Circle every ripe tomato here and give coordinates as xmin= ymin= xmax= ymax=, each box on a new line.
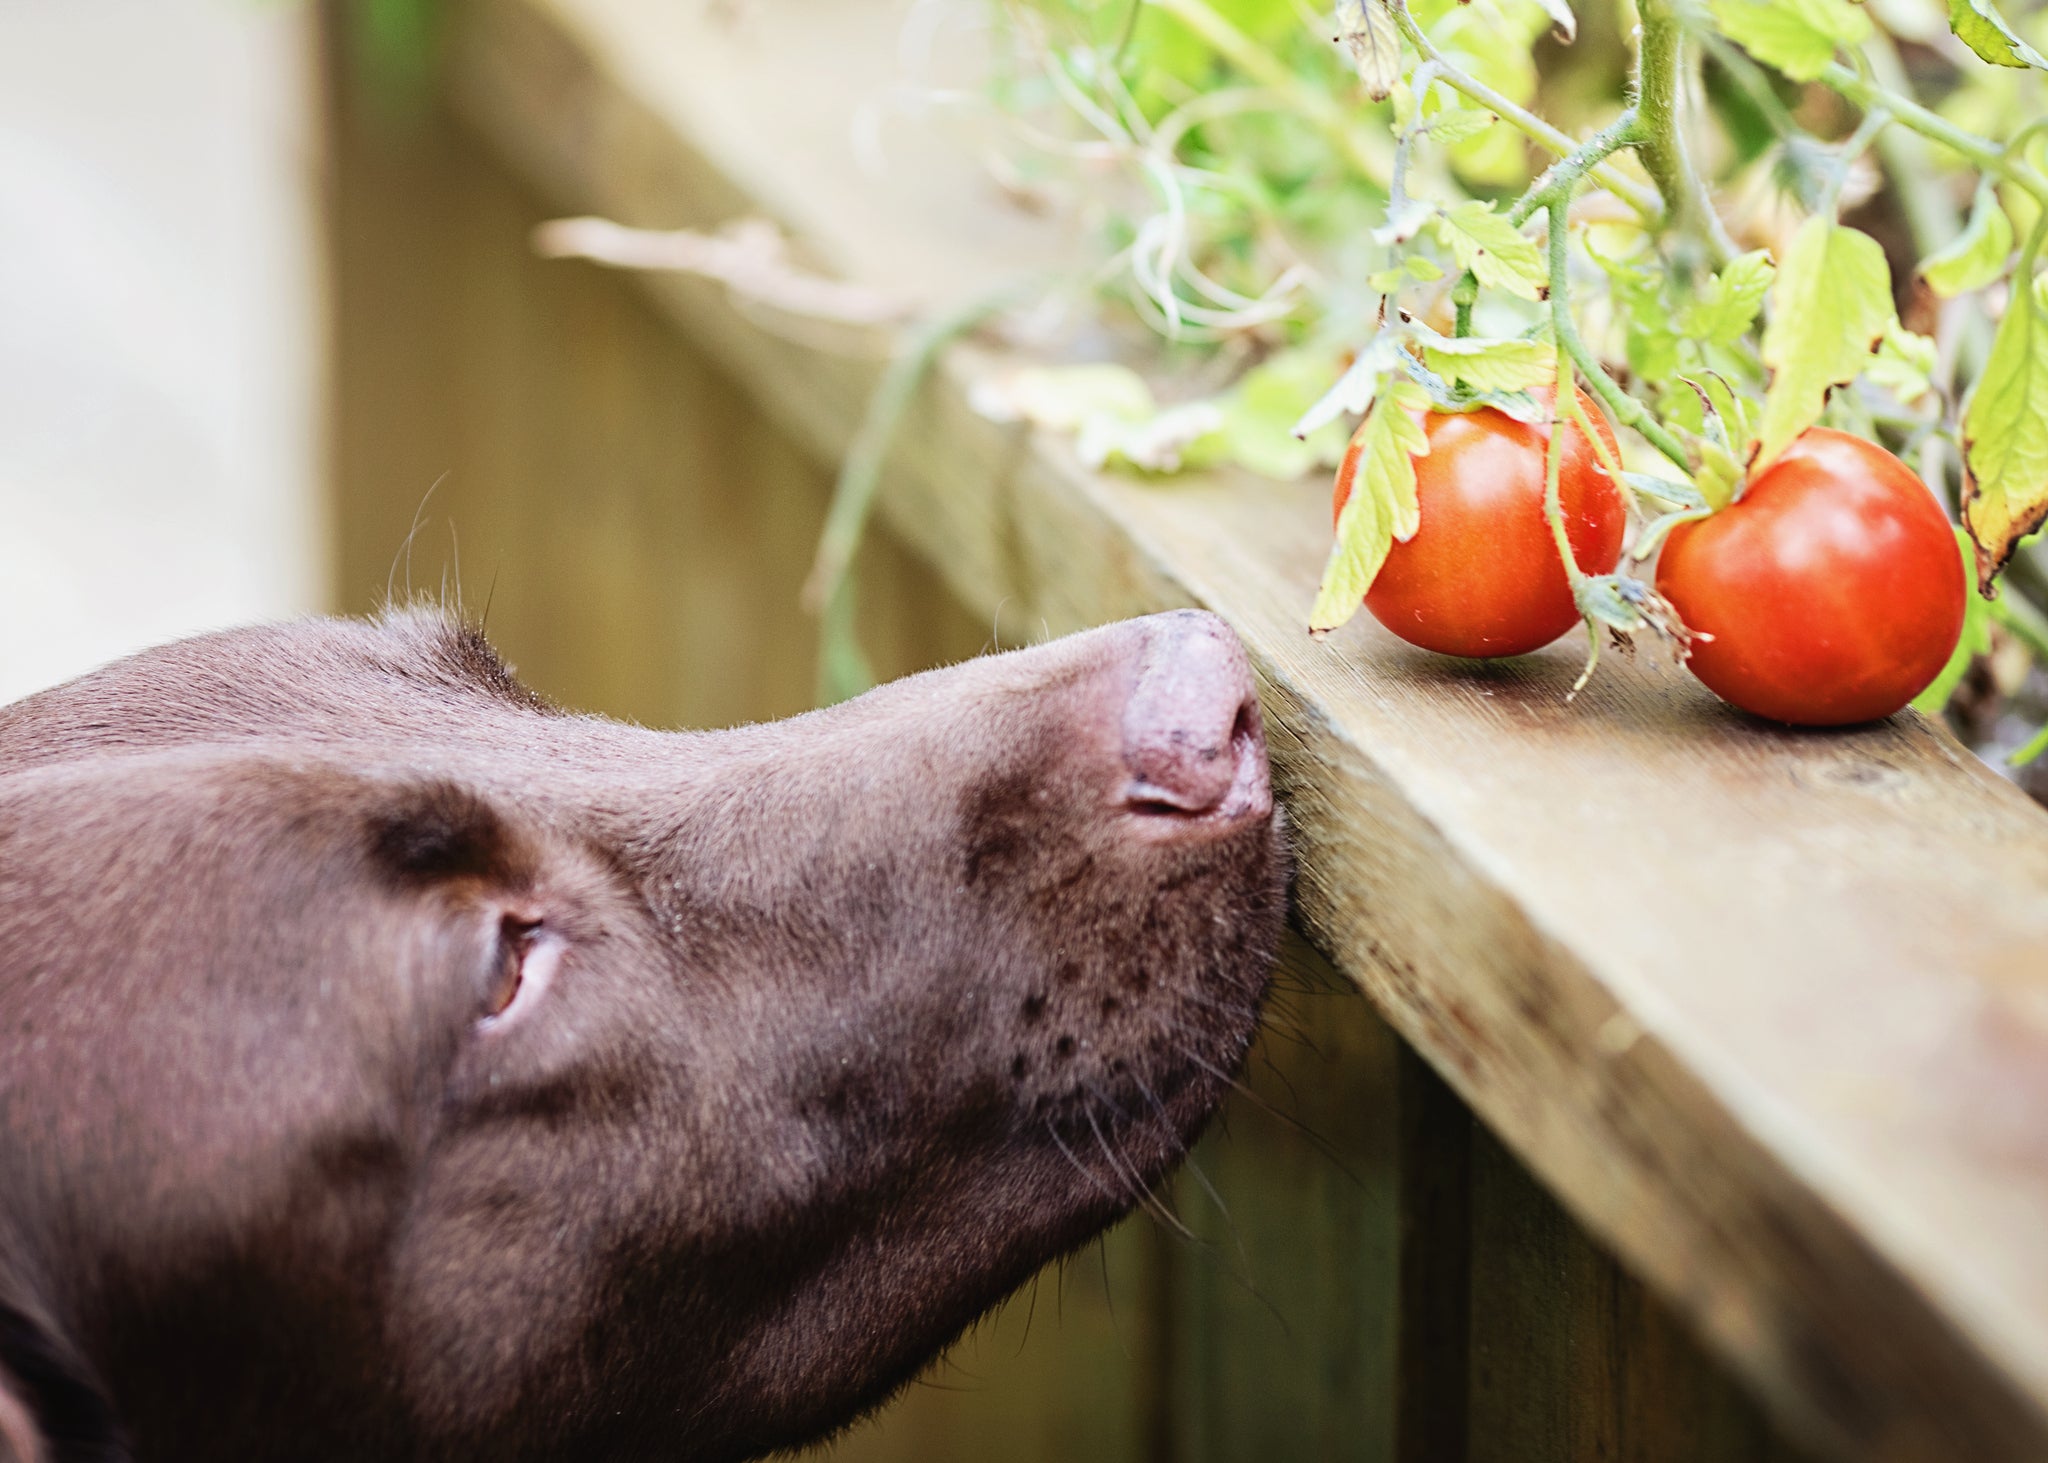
xmin=1332 ymin=391 xmax=1626 ymax=658
xmin=1656 ymin=428 xmax=1965 ymax=727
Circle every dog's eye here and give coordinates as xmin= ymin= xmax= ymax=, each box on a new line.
xmin=482 ymin=917 xmax=544 ymax=1023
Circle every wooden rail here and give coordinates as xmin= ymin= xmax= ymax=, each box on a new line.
xmin=396 ymin=2 xmax=2048 ymax=1456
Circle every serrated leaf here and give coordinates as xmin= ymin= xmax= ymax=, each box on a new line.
xmin=1414 ymin=331 xmax=1555 ymax=393
xmin=1754 ymin=219 xmax=1896 ymax=471
xmin=1963 ymin=273 xmax=2048 ymax=591
xmin=1922 ymin=182 xmax=2015 ymax=296
xmin=1949 ymin=0 xmax=2048 ymax=69
xmin=1405 ymin=255 xmax=1445 ymax=282
xmin=1437 ymin=201 xmax=1546 ymax=300
xmin=1679 ymin=249 xmax=1775 ymax=347
xmin=1424 ymin=107 xmax=1497 ymax=145
xmin=1710 ymin=0 xmax=1872 ymax=80
xmin=1310 ymin=378 xmax=1431 ymax=632
xmin=1913 ymin=530 xmax=1993 ymax=712
xmin=1335 ymin=0 xmax=1402 ymax=100
xmin=1293 ymin=335 xmax=1404 ymax=439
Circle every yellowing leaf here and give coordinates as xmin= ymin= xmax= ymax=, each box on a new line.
xmin=1437 ymin=201 xmax=1546 ymax=300
xmin=1921 ymin=182 xmax=2015 ymax=296
xmin=1335 ymin=0 xmax=1402 ymax=101
xmin=1711 ymin=0 xmax=1872 ymax=80
xmin=1949 ymin=0 xmax=2048 ymax=69
xmin=1310 ymin=378 xmax=1431 ymax=632
xmin=1416 ymin=333 xmax=1555 ymax=393
xmin=1679 ymin=249 xmax=1775 ymax=347
xmin=1963 ymin=273 xmax=2048 ymax=591
xmin=1754 ymin=219 xmax=1895 ymax=471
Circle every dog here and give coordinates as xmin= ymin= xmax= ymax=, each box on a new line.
xmin=0 ymin=607 xmax=1287 ymax=1462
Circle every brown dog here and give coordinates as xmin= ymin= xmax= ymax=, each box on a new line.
xmin=0 ymin=608 xmax=1287 ymax=1462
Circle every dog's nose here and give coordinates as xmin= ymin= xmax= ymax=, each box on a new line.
xmin=1120 ymin=611 xmax=1272 ymax=825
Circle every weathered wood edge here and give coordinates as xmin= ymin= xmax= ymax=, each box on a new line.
xmin=435 ymin=3 xmax=2048 ymax=1458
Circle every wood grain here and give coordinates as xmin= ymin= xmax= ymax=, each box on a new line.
xmin=426 ymin=1 xmax=2048 ymax=1456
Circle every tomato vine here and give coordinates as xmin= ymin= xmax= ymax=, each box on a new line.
xmin=967 ymin=0 xmax=2048 ymax=754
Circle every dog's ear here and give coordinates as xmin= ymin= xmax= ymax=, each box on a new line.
xmin=0 ymin=1303 xmax=127 ymax=1463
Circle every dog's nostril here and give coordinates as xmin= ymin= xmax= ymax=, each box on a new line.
xmin=1120 ymin=613 xmax=1270 ymax=822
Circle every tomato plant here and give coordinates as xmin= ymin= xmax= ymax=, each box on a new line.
xmin=1658 ymin=429 xmax=1968 ymax=725
xmin=1333 ymin=393 xmax=1624 ymax=657
xmin=965 ymin=0 xmax=2048 ymax=761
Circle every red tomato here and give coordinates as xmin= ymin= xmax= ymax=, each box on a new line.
xmin=1332 ymin=391 xmax=1626 ymax=658
xmin=1656 ymin=428 xmax=1965 ymax=726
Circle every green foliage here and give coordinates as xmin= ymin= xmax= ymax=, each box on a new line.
xmin=981 ymin=0 xmax=2048 ymax=737
xmin=1948 ymin=0 xmax=2048 ymax=71
xmin=1309 ymin=378 xmax=1430 ymax=632
xmin=1709 ymin=0 xmax=1871 ymax=81
xmin=1921 ymin=183 xmax=2016 ymax=297
xmin=1754 ymin=220 xmax=1895 ymax=471
xmin=1964 ymin=271 xmax=2048 ymax=591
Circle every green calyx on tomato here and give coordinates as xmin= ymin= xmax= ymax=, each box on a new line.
xmin=1656 ymin=428 xmax=1967 ymax=726
xmin=1332 ymin=389 xmax=1628 ymax=659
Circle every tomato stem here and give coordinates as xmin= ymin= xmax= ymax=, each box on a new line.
xmin=1543 ymin=337 xmax=1583 ymax=593
xmin=1389 ymin=0 xmax=1662 ymax=221
xmin=1634 ymin=0 xmax=1737 ymax=266
xmin=1819 ymin=61 xmax=2048 ymax=207
xmin=1543 ymin=199 xmax=1693 ymax=474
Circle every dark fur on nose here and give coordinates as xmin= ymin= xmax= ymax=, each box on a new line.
xmin=1121 ymin=610 xmax=1271 ymax=825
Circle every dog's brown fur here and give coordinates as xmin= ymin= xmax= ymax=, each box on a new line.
xmin=0 ymin=609 xmax=1287 ymax=1462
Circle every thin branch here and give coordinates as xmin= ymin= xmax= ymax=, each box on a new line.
xmin=1633 ymin=0 xmax=1737 ymax=265
xmin=1390 ymin=0 xmax=1664 ymax=221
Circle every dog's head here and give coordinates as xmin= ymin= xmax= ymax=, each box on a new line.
xmin=0 ymin=608 xmax=1287 ymax=1462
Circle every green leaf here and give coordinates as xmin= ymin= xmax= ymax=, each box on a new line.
xmin=1963 ymin=273 xmax=2048 ymax=591
xmin=1922 ymin=182 xmax=2016 ymax=296
xmin=1678 ymin=249 xmax=1775 ymax=348
xmin=1310 ymin=378 xmax=1431 ymax=632
xmin=1414 ymin=331 xmax=1555 ymax=393
xmin=1437 ymin=201 xmax=1547 ymax=300
xmin=1948 ymin=0 xmax=2048 ymax=69
xmin=1424 ymin=107 xmax=1497 ymax=145
xmin=1710 ymin=0 xmax=1872 ymax=80
xmin=1913 ymin=531 xmax=1993 ymax=713
xmin=1867 ymin=320 xmax=1939 ymax=405
xmin=1754 ymin=219 xmax=1896 ymax=471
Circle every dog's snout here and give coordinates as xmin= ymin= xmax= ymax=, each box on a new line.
xmin=1120 ymin=611 xmax=1271 ymax=826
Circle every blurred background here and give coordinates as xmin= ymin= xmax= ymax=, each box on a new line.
xmin=0 ymin=0 xmax=320 ymax=703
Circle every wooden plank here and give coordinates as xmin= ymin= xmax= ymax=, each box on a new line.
xmin=429 ymin=1 xmax=2048 ymax=1457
